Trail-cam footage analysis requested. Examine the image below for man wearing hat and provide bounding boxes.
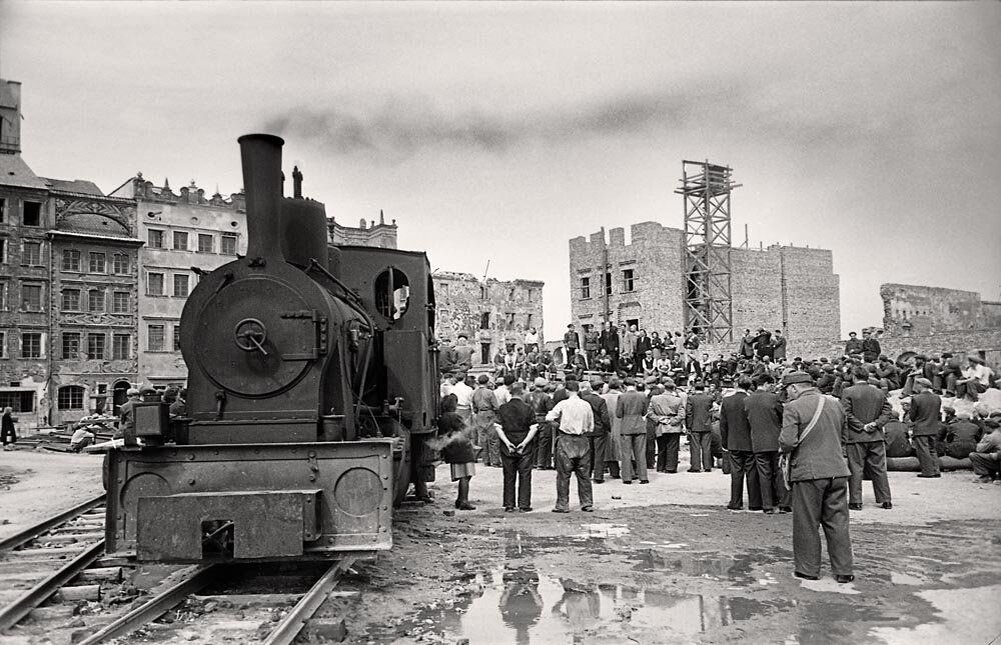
[969,417,1001,483]
[117,387,141,439]
[956,355,992,400]
[720,376,760,510]
[685,382,715,473]
[861,330,881,364]
[528,378,555,470]
[841,368,894,511]
[649,378,686,473]
[615,377,649,484]
[844,332,863,357]
[908,378,942,477]
[579,380,611,483]
[563,324,580,362]
[779,371,854,583]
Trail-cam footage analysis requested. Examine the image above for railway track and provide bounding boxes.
[0,497,359,644]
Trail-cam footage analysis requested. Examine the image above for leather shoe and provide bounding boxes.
[519,507,533,512]
[688,469,702,473]
[622,480,633,485]
[725,504,743,511]
[592,479,605,484]
[880,502,893,509]
[835,575,855,584]
[849,503,863,511]
[764,508,777,514]
[779,506,792,514]
[917,474,941,478]
[749,507,763,512]
[551,508,570,513]
[639,480,650,484]
[581,506,594,512]
[794,571,819,581]
[504,507,515,512]
[456,502,476,511]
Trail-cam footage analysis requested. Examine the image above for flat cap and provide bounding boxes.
[781,371,813,386]
[533,377,548,387]
[914,377,933,388]
[661,377,676,388]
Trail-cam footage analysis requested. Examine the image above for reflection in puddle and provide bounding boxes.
[629,549,774,584]
[869,584,1001,645]
[423,565,791,644]
[578,523,630,538]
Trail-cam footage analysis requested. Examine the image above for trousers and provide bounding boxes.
[619,433,648,482]
[534,423,554,469]
[645,424,657,469]
[846,441,891,505]
[728,450,761,508]
[590,434,619,480]
[656,434,680,472]
[500,442,534,510]
[688,432,713,471]
[754,451,789,510]
[912,435,940,476]
[970,452,1000,478]
[555,434,593,511]
[792,477,853,577]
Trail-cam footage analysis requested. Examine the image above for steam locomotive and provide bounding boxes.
[104,134,439,562]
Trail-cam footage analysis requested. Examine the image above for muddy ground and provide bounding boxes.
[2,449,1000,644]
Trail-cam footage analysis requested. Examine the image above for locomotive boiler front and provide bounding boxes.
[103,134,396,563]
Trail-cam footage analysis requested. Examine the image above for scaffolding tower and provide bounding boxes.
[676,160,740,344]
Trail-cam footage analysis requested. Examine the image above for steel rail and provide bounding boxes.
[262,557,356,645]
[0,539,106,632]
[75,564,220,645]
[0,493,106,552]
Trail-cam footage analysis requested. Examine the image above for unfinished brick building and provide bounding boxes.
[433,272,544,365]
[568,222,841,354]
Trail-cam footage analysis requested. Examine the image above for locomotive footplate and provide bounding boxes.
[105,439,395,562]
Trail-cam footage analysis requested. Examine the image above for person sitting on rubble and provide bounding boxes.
[956,355,992,401]
[969,416,1001,483]
[941,410,983,460]
[70,420,96,452]
[876,355,900,391]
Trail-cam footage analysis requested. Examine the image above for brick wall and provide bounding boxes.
[880,283,999,335]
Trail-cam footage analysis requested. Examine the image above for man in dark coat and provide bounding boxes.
[739,329,755,359]
[844,332,863,357]
[599,322,620,372]
[941,412,983,460]
[779,372,854,583]
[861,330,881,364]
[720,376,760,510]
[496,383,539,512]
[685,382,715,472]
[841,368,894,511]
[772,330,787,362]
[745,374,787,512]
[908,378,942,477]
[579,380,611,483]
[563,324,580,360]
[615,378,649,484]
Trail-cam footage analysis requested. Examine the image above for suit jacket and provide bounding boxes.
[862,338,881,362]
[745,390,783,452]
[581,392,610,437]
[615,390,649,435]
[685,392,714,433]
[779,390,850,482]
[908,391,942,437]
[563,331,580,349]
[634,335,652,356]
[719,391,752,451]
[599,330,619,353]
[841,383,893,443]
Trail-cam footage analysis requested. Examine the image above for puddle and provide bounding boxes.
[627,547,786,584]
[869,584,1001,645]
[405,565,792,644]
[577,523,630,538]
[889,571,926,586]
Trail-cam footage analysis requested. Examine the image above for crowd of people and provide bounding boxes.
[433,324,1000,582]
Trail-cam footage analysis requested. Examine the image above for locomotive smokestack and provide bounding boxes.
[238,133,285,261]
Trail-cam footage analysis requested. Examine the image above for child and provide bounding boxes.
[439,393,477,510]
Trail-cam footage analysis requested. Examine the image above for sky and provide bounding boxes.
[1,1,999,342]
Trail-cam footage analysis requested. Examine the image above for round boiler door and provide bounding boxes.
[193,275,317,397]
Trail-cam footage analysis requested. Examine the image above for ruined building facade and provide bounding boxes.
[433,272,545,365]
[880,283,1001,337]
[569,222,841,354]
[328,211,398,249]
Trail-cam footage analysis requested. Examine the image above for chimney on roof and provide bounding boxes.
[0,79,23,155]
[292,165,303,199]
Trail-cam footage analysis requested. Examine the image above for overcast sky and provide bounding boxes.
[2,1,999,341]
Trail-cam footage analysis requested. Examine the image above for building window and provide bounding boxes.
[172,324,182,351]
[21,332,42,358]
[527,288,534,302]
[148,324,165,351]
[173,274,189,297]
[480,312,490,330]
[0,390,33,412]
[62,249,81,271]
[21,283,42,311]
[147,272,164,296]
[23,201,42,226]
[0,331,5,358]
[580,277,591,299]
[113,253,129,274]
[0,238,6,263]
[23,241,42,265]
[507,312,516,326]
[62,288,81,311]
[439,283,449,298]
[173,231,188,251]
[197,234,213,253]
[89,252,106,273]
[480,285,489,300]
[0,197,5,222]
[509,288,516,301]
[0,282,6,310]
[148,229,164,248]
[88,289,105,312]
[221,234,237,255]
[527,313,534,328]
[112,291,129,313]
[112,334,130,360]
[62,332,81,359]
[57,386,85,410]
[86,333,105,360]
[622,269,635,292]
[605,272,613,296]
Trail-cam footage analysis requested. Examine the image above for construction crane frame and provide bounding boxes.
[676,160,740,344]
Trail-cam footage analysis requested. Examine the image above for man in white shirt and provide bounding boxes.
[956,356,992,400]
[546,380,595,513]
